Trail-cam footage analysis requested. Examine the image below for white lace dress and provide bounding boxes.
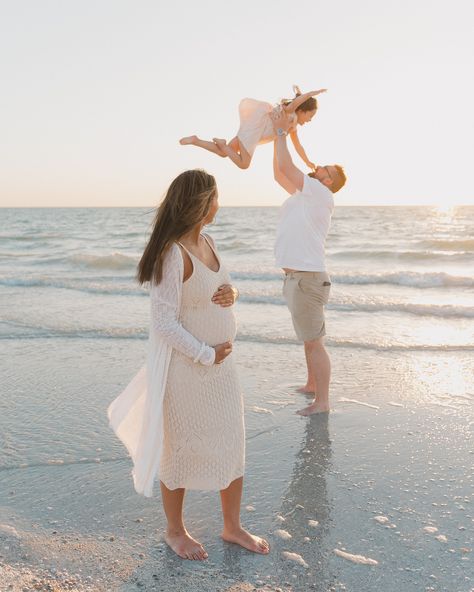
[107,238,244,496]
[159,237,245,490]
[237,99,297,157]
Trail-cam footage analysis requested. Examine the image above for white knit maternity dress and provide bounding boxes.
[159,237,245,491]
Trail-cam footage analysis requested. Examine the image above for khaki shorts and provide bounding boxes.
[282,271,331,342]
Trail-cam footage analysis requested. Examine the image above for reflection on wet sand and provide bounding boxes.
[273,414,334,590]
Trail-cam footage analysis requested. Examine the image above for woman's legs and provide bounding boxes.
[220,477,270,554]
[213,136,252,169]
[160,481,208,560]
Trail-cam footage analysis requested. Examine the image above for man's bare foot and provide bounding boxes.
[164,529,208,560]
[221,527,270,555]
[179,135,198,145]
[213,137,227,149]
[296,400,330,416]
[296,384,316,394]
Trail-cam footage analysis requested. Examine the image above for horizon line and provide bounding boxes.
[2,204,474,209]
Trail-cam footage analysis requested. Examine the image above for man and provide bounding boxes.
[272,109,346,415]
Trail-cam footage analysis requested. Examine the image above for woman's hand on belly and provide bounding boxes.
[211,284,239,307]
[213,341,233,364]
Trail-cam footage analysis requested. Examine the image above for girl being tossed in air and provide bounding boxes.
[179,86,326,171]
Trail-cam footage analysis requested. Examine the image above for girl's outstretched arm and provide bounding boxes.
[284,89,327,113]
[289,131,316,170]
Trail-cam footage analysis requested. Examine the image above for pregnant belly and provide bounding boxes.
[181,306,237,346]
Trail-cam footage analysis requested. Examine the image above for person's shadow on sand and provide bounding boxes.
[272,414,335,590]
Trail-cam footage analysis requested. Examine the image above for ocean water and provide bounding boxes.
[1,206,473,591]
[1,206,473,350]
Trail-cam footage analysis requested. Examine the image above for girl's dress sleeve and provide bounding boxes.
[150,245,216,366]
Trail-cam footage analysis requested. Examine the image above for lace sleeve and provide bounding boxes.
[150,244,215,366]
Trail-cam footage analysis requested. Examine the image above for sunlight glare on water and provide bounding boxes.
[409,355,470,404]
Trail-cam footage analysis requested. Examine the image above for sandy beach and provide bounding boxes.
[1,337,473,592]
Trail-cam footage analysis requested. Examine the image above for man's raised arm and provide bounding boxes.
[272,110,305,193]
[273,141,298,194]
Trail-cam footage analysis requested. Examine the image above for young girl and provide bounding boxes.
[179,86,326,170]
[108,169,269,560]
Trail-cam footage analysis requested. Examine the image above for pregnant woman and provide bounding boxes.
[108,169,269,560]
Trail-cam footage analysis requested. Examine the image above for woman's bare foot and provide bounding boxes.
[179,135,198,145]
[221,527,270,555]
[164,529,208,560]
[296,399,330,416]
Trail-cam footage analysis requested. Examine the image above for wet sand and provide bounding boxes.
[1,339,473,591]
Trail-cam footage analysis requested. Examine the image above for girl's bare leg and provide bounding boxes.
[213,136,252,169]
[220,477,270,554]
[179,135,227,157]
[160,481,208,560]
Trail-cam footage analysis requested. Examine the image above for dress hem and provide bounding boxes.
[158,470,245,492]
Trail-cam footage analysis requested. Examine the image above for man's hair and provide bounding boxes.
[331,165,346,193]
[310,165,346,193]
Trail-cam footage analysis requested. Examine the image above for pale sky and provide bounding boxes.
[1,0,473,207]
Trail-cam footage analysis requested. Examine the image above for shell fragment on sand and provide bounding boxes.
[374,516,390,524]
[275,529,292,540]
[281,551,309,568]
[338,397,380,410]
[308,520,319,528]
[275,515,286,523]
[423,526,439,534]
[250,406,274,415]
[334,548,378,565]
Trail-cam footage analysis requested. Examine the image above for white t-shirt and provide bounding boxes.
[274,175,334,272]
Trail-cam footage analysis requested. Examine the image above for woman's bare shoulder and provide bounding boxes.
[202,233,217,249]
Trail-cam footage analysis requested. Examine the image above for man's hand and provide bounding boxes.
[272,107,292,134]
[211,284,238,307]
[213,341,233,364]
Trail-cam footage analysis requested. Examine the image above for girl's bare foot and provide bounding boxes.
[164,529,208,560]
[221,527,270,554]
[296,400,330,416]
[179,135,198,145]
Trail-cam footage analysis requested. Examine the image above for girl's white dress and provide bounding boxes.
[237,99,297,157]
[107,238,244,496]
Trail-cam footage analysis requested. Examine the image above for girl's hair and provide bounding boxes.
[137,169,217,285]
[281,84,318,113]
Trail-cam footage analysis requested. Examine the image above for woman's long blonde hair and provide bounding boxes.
[137,169,217,285]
